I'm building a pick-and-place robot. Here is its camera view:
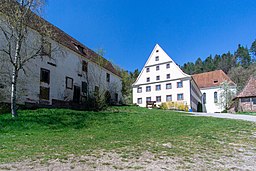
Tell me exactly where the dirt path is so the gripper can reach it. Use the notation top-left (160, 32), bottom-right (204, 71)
top-left (191, 112), bottom-right (256, 122)
top-left (1, 146), bottom-right (256, 171)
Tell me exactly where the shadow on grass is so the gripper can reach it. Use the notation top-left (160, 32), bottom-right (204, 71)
top-left (0, 108), bottom-right (114, 131)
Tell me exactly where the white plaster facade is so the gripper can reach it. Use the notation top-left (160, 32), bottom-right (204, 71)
top-left (0, 14), bottom-right (122, 106)
top-left (132, 44), bottom-right (202, 111)
top-left (201, 86), bottom-right (237, 113)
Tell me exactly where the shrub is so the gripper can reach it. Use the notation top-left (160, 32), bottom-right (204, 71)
top-left (160, 101), bottom-right (189, 112)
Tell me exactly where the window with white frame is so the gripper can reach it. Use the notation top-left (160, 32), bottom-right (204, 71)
top-left (214, 92), bottom-right (218, 103)
top-left (156, 65), bottom-right (160, 71)
top-left (177, 93), bottom-right (184, 100)
top-left (166, 95), bottom-right (172, 102)
top-left (146, 67), bottom-right (150, 72)
top-left (137, 98), bottom-right (142, 104)
top-left (155, 56), bottom-right (159, 61)
top-left (166, 83), bottom-right (172, 89)
top-left (177, 81), bottom-right (183, 88)
top-left (146, 86), bottom-right (151, 92)
top-left (137, 87), bottom-right (142, 93)
top-left (147, 77), bottom-right (150, 82)
top-left (156, 76), bottom-right (160, 80)
top-left (203, 93), bottom-right (206, 104)
top-left (156, 85), bottom-right (161, 91)
top-left (156, 96), bottom-right (161, 102)
top-left (166, 74), bottom-right (170, 79)
top-left (166, 63), bottom-right (170, 69)
top-left (146, 97), bottom-right (151, 102)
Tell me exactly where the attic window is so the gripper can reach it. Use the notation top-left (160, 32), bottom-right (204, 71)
top-left (214, 80), bottom-right (218, 83)
top-left (74, 44), bottom-right (86, 55)
top-left (156, 50), bottom-right (159, 53)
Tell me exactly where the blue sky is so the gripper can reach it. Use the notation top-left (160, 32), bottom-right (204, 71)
top-left (44, 0), bottom-right (256, 72)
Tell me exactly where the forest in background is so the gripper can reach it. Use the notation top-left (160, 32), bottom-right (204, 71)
top-left (181, 39), bottom-right (256, 92)
top-left (119, 39), bottom-right (256, 104)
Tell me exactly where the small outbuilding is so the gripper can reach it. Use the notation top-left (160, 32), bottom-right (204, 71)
top-left (233, 77), bottom-right (256, 112)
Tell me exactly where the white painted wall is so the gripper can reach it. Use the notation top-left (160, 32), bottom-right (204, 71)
top-left (200, 86), bottom-right (236, 113)
top-left (0, 15), bottom-right (122, 105)
top-left (133, 44), bottom-right (202, 111)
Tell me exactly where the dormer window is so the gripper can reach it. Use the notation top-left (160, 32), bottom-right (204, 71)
top-left (155, 56), bottom-right (159, 61)
top-left (74, 43), bottom-right (86, 55)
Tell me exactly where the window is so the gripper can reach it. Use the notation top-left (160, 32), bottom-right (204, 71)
top-left (166, 95), bottom-right (172, 102)
top-left (156, 50), bottom-right (159, 53)
top-left (137, 98), bottom-right (142, 104)
top-left (0, 83), bottom-right (4, 89)
top-left (214, 80), bottom-right (218, 83)
top-left (203, 93), bottom-right (206, 104)
top-left (82, 61), bottom-right (88, 72)
top-left (177, 93), bottom-right (184, 100)
top-left (40, 68), bottom-right (50, 84)
top-left (156, 85), bottom-right (161, 91)
top-left (241, 98), bottom-right (250, 103)
top-left (66, 77), bottom-right (73, 89)
top-left (82, 82), bottom-right (87, 93)
top-left (155, 56), bottom-right (159, 61)
top-left (75, 44), bottom-right (87, 55)
top-left (177, 81), bottom-right (183, 88)
top-left (147, 77), bottom-right (150, 82)
top-left (40, 86), bottom-right (50, 100)
top-left (214, 92), bottom-right (218, 103)
top-left (106, 73), bottom-right (110, 82)
top-left (137, 87), bottom-right (142, 93)
top-left (146, 86), bottom-right (151, 92)
top-left (166, 74), bottom-right (170, 79)
top-left (115, 93), bottom-right (118, 103)
top-left (156, 96), bottom-right (161, 102)
top-left (166, 83), bottom-right (172, 89)
top-left (166, 63), bottom-right (170, 69)
top-left (252, 98), bottom-right (256, 105)
top-left (156, 66), bottom-right (160, 71)
top-left (146, 68), bottom-right (150, 72)
top-left (146, 97), bottom-right (151, 102)
top-left (156, 76), bottom-right (160, 80)
top-left (41, 41), bottom-right (51, 56)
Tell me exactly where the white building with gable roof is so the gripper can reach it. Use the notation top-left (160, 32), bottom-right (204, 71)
top-left (132, 44), bottom-right (202, 111)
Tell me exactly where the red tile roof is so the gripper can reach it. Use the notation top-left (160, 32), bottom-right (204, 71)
top-left (0, 1), bottom-right (121, 77)
top-left (192, 70), bottom-right (236, 89)
top-left (236, 77), bottom-right (256, 98)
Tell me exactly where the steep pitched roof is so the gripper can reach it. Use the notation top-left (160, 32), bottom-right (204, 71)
top-left (192, 70), bottom-right (236, 89)
top-left (236, 77), bottom-right (256, 98)
top-left (133, 44), bottom-right (190, 86)
top-left (0, 1), bottom-right (121, 77)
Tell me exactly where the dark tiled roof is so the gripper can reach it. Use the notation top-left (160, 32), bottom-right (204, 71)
top-left (0, 1), bottom-right (121, 77)
top-left (192, 70), bottom-right (236, 89)
top-left (236, 77), bottom-right (256, 98)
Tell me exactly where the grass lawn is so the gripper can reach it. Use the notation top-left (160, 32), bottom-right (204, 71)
top-left (0, 106), bottom-right (256, 166)
top-left (237, 112), bottom-right (256, 116)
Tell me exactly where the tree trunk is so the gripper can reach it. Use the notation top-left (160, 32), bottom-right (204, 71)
top-left (11, 38), bottom-right (21, 118)
top-left (11, 68), bottom-right (18, 118)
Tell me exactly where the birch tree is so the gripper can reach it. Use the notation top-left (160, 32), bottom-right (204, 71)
top-left (218, 81), bottom-right (235, 112)
top-left (0, 0), bottom-right (51, 117)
